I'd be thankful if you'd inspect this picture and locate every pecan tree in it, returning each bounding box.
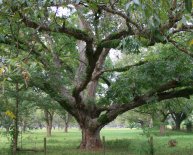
[0,0,193,150]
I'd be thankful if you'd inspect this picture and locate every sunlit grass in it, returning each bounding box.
[0,128,193,155]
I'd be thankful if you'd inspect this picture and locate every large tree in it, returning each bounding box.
[0,0,193,150]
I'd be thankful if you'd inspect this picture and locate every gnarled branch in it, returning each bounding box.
[19,13,93,42]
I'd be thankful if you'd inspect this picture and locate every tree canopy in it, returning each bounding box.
[0,0,193,150]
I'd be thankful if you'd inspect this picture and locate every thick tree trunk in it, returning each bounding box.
[79,127,103,150]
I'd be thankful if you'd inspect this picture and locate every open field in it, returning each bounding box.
[0,128,193,155]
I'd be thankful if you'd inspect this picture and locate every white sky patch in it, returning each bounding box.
[50,5,75,17]
[109,49,122,64]
[51,7,71,17]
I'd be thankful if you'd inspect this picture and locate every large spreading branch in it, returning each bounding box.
[29,77,76,116]
[97,80,193,126]
[19,13,93,43]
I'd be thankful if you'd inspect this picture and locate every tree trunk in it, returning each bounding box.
[64,113,70,133]
[13,82,19,155]
[160,125,165,136]
[159,114,168,136]
[64,125,68,133]
[175,120,181,130]
[44,110,54,137]
[46,125,52,137]
[171,112,187,131]
[22,120,27,132]
[79,127,103,150]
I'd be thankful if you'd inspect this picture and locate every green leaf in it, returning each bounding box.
[185,0,192,13]
[88,2,98,11]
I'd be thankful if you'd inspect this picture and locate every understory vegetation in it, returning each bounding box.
[1,128,193,155]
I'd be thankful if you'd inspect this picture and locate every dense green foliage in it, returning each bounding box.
[103,44,193,104]
[0,0,193,151]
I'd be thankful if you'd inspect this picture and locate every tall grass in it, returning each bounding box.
[0,128,193,155]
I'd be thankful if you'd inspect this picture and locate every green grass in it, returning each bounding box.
[0,128,193,155]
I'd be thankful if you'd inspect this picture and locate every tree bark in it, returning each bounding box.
[159,113,168,136]
[22,120,27,132]
[160,125,165,136]
[174,119,181,130]
[13,82,19,155]
[46,124,52,137]
[44,110,54,137]
[79,127,103,150]
[64,113,70,133]
[64,125,68,133]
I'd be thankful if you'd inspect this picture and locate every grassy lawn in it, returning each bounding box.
[0,128,193,155]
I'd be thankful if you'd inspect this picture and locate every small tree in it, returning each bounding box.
[168,99,192,130]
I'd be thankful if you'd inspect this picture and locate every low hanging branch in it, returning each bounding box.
[97,80,193,127]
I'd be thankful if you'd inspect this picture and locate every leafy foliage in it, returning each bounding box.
[101,44,193,104]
